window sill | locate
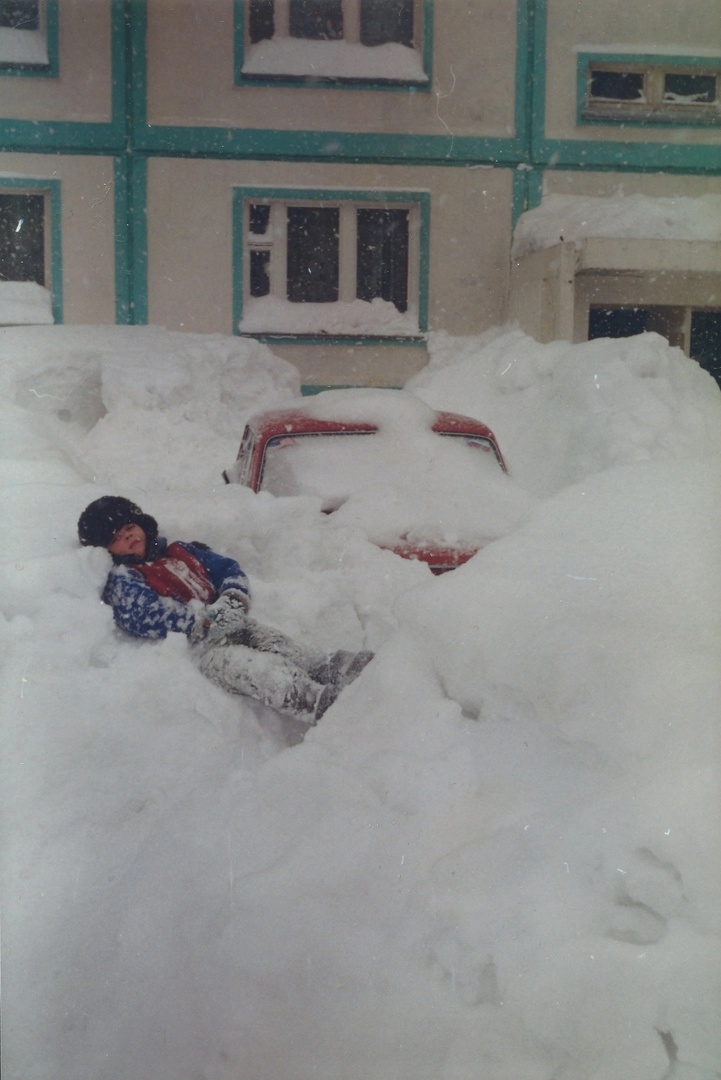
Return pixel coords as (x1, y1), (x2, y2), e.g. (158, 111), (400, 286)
(239, 332), (426, 347)
(581, 105), (720, 127)
(239, 38), (428, 86)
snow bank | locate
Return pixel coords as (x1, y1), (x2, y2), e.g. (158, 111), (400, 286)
(512, 193), (721, 258)
(408, 327), (721, 496)
(2, 324), (720, 1080)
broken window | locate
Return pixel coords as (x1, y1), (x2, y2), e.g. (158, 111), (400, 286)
(582, 57), (720, 124)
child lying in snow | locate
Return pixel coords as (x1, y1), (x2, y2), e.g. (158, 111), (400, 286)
(78, 496), (372, 725)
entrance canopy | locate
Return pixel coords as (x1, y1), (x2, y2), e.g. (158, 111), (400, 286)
(510, 195), (721, 381)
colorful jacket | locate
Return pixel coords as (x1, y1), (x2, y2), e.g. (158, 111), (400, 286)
(102, 538), (250, 640)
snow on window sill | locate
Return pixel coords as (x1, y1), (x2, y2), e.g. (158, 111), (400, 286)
(0, 281), (53, 325)
(0, 27), (48, 67)
(239, 296), (419, 336)
(241, 39), (428, 83)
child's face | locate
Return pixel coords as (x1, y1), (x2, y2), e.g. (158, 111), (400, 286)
(108, 523), (147, 559)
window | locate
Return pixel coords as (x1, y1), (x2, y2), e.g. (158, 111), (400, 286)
(588, 306), (721, 387)
(0, 0), (58, 75)
(0, 0), (39, 30)
(238, 0), (430, 86)
(0, 191), (45, 283)
(235, 189), (429, 339)
(578, 53), (721, 125)
(690, 312), (721, 386)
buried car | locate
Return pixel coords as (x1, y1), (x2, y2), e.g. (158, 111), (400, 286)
(223, 389), (531, 573)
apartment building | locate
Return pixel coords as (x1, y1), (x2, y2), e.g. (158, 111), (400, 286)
(1, 0), (719, 388)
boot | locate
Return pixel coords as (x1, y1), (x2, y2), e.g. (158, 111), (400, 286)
(309, 650), (374, 686)
(280, 679), (342, 726)
(313, 682), (343, 723)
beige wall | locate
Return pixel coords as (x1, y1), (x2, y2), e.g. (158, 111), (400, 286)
(0, 0), (113, 123)
(145, 157), (513, 384)
(544, 0), (721, 144)
(0, 152), (117, 323)
(541, 172), (721, 201)
(146, 0), (518, 137)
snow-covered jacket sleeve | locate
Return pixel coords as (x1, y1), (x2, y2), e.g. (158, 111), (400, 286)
(103, 565), (196, 639)
(185, 544), (251, 604)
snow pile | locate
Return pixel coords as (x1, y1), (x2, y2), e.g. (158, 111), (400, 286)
(0, 281), (53, 326)
(409, 326), (721, 496)
(3, 324), (301, 491)
(2, 324), (721, 1080)
(512, 193), (721, 257)
(243, 387), (534, 549)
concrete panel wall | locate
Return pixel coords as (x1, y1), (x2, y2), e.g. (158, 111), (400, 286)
(146, 0), (518, 137)
(543, 0), (721, 144)
(0, 0), (113, 124)
(541, 172), (721, 201)
(145, 157), (514, 384)
(0, 152), (117, 323)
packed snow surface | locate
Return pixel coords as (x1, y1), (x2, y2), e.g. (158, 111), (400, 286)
(512, 193), (721, 257)
(2, 324), (721, 1080)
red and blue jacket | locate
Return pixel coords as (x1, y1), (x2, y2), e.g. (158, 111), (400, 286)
(102, 538), (250, 639)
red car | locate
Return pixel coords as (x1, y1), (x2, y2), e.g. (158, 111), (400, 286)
(223, 390), (509, 574)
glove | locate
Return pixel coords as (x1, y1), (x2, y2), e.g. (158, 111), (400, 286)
(208, 589), (250, 618)
(194, 589), (250, 644)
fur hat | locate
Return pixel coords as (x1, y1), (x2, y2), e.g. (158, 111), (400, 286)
(78, 496), (158, 550)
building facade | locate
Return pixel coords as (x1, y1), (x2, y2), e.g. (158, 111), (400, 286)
(1, 0), (719, 388)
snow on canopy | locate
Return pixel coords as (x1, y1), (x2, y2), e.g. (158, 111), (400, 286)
(2, 323), (721, 1080)
(512, 192), (721, 258)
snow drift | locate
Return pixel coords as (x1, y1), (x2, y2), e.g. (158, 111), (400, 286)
(2, 323), (720, 1080)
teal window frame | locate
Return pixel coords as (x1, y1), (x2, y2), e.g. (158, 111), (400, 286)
(234, 0), (433, 90)
(0, 176), (62, 321)
(577, 52), (721, 127)
(0, 0), (59, 77)
(233, 186), (430, 345)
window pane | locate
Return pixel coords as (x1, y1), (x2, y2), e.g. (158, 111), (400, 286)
(0, 193), (44, 283)
(690, 311), (721, 386)
(588, 307), (649, 339)
(0, 0), (39, 31)
(357, 208), (409, 313)
(360, 0), (414, 47)
(250, 250), (271, 297)
(664, 73), (717, 104)
(590, 70), (644, 102)
(248, 0), (274, 43)
(249, 203), (271, 236)
(289, 0), (343, 40)
(287, 206), (339, 303)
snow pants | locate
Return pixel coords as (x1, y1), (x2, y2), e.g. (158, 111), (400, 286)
(189, 613), (368, 724)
